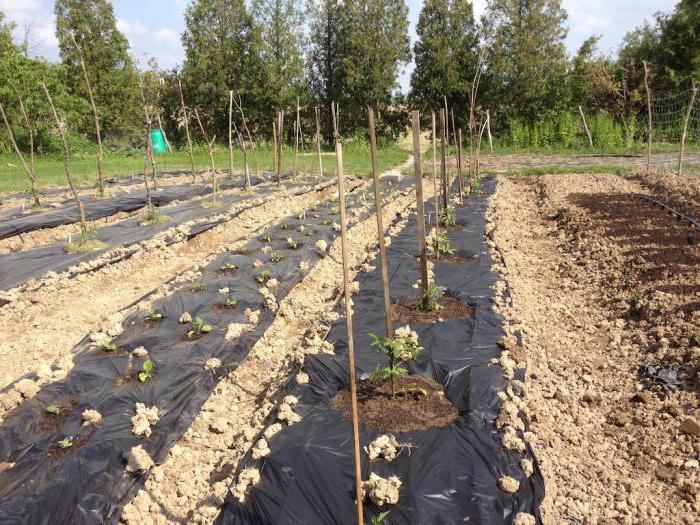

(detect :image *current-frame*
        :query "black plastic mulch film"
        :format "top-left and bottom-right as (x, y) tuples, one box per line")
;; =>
(0, 174), (306, 293)
(0, 177), (402, 524)
(218, 178), (544, 525)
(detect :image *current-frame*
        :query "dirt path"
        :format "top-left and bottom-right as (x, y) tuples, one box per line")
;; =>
(488, 174), (699, 523)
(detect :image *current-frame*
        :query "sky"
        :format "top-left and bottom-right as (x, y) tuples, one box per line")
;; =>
(0, 0), (680, 93)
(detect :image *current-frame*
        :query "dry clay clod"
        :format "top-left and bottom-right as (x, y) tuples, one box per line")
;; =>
(251, 438), (270, 459)
(125, 445), (154, 473)
(498, 475), (520, 493)
(362, 473), (402, 506)
(131, 403), (160, 438)
(232, 468), (260, 503)
(365, 434), (401, 462)
(513, 512), (536, 525)
(179, 312), (192, 324)
(204, 358), (222, 370)
(81, 409), (102, 426)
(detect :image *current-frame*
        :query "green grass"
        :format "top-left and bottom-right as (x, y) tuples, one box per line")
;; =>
(0, 142), (410, 194)
(482, 165), (635, 177)
(440, 140), (699, 156)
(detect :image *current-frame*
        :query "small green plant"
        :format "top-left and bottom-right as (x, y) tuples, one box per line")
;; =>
(420, 284), (446, 312)
(270, 251), (284, 263)
(432, 231), (455, 256)
(57, 437), (73, 449)
(441, 207), (456, 227)
(225, 297), (238, 308)
(187, 317), (213, 339)
(102, 341), (117, 352)
(323, 218), (332, 225)
(138, 359), (155, 382)
(369, 512), (390, 525)
(219, 262), (237, 272)
(286, 238), (299, 250)
(64, 227), (107, 254)
(46, 405), (61, 415)
(145, 310), (164, 322)
(331, 205), (339, 214)
(296, 210), (305, 220)
(305, 229), (314, 237)
(261, 233), (273, 243)
(191, 280), (207, 292)
(256, 269), (271, 283)
(369, 327), (423, 398)
(280, 221), (291, 230)
(139, 204), (172, 226)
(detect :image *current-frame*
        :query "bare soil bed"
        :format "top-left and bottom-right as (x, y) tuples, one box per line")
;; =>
(487, 173), (699, 523)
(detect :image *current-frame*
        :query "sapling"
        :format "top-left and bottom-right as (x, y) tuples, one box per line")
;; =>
(442, 207), (456, 227)
(270, 252), (283, 263)
(0, 101), (40, 208)
(369, 327), (423, 399)
(187, 317), (213, 339)
(256, 269), (272, 284)
(46, 405), (61, 415)
(432, 231), (455, 256)
(138, 359), (155, 382)
(58, 437), (74, 449)
(420, 285), (446, 312)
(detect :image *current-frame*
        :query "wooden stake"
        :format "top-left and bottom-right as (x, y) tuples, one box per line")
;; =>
(277, 111), (284, 186)
(193, 108), (217, 202)
(272, 120), (278, 178)
(0, 101), (40, 208)
(228, 90), (235, 180)
(643, 61), (652, 173)
(333, 102), (363, 525)
(369, 108), (393, 339)
(431, 111), (440, 259)
(315, 106), (323, 177)
(443, 95), (450, 150)
(456, 128), (464, 203)
(412, 111), (429, 293)
(486, 109), (493, 153)
(476, 120), (488, 183)
(138, 72), (159, 189)
(578, 105), (593, 148)
(142, 126), (153, 211)
(294, 98), (300, 178)
(70, 32), (105, 197)
(677, 81), (697, 177)
(178, 79), (196, 182)
(40, 82), (87, 233)
(233, 94), (256, 180)
(440, 109), (448, 210)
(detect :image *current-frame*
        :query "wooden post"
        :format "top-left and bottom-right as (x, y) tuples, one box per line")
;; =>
(294, 98), (301, 178)
(450, 105), (456, 162)
(178, 80), (196, 182)
(431, 111), (440, 259)
(486, 109), (494, 153)
(579, 105), (593, 148)
(677, 81), (698, 177)
(456, 128), (464, 203)
(228, 90), (235, 180)
(333, 103), (363, 525)
(272, 120), (278, 177)
(412, 111), (429, 293)
(70, 33), (105, 197)
(315, 106), (323, 177)
(233, 94), (257, 179)
(368, 108), (393, 339)
(440, 109), (448, 210)
(41, 82), (87, 233)
(476, 120), (488, 183)
(142, 126), (153, 211)
(443, 95), (450, 151)
(194, 108), (217, 202)
(276, 111), (284, 186)
(138, 72), (159, 189)
(643, 61), (653, 173)
(0, 101), (40, 208)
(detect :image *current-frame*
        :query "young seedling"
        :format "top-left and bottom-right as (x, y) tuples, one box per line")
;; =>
(225, 297), (238, 309)
(305, 229), (314, 237)
(219, 262), (237, 272)
(419, 284), (446, 312)
(369, 327), (423, 399)
(331, 205), (340, 214)
(286, 238), (299, 250)
(102, 341), (118, 352)
(280, 221), (291, 230)
(256, 269), (272, 284)
(432, 231), (455, 256)
(296, 210), (305, 221)
(260, 233), (274, 243)
(139, 204), (172, 226)
(145, 310), (164, 322)
(57, 437), (73, 449)
(270, 252), (283, 263)
(46, 405), (61, 415)
(370, 511), (391, 525)
(187, 317), (213, 339)
(441, 207), (456, 227)
(138, 359), (155, 382)
(323, 218), (333, 225)
(191, 280), (207, 292)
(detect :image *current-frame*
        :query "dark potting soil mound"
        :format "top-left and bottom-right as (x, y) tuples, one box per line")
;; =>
(330, 375), (458, 433)
(390, 295), (472, 324)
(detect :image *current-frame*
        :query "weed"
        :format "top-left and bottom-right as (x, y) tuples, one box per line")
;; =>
(369, 512), (391, 525)
(46, 405), (61, 415)
(187, 317), (213, 339)
(331, 205), (339, 214)
(270, 252), (284, 263)
(139, 204), (172, 226)
(138, 359), (155, 382)
(256, 269), (272, 283)
(323, 218), (332, 225)
(64, 227), (107, 254)
(419, 284), (446, 312)
(225, 297), (238, 308)
(305, 229), (314, 237)
(369, 327), (423, 398)
(296, 210), (305, 220)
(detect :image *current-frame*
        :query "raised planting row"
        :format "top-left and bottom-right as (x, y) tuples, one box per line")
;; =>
(219, 178), (544, 524)
(0, 175), (327, 296)
(0, 175), (407, 523)
(0, 172), (284, 241)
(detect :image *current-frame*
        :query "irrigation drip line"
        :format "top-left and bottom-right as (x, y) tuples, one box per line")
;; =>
(0, 175), (408, 524)
(637, 194), (700, 229)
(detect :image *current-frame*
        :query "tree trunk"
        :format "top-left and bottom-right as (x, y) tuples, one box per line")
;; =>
(178, 80), (196, 182)
(0, 102), (40, 208)
(677, 81), (698, 177)
(578, 105), (593, 148)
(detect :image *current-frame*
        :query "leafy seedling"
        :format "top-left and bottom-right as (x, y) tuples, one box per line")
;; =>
(305, 229), (314, 237)
(46, 405), (61, 415)
(256, 269), (271, 284)
(102, 341), (118, 352)
(370, 511), (391, 525)
(191, 280), (207, 292)
(331, 205), (339, 214)
(225, 297), (238, 308)
(57, 437), (73, 449)
(420, 284), (446, 312)
(441, 207), (456, 227)
(187, 317), (213, 339)
(145, 310), (164, 322)
(323, 219), (332, 225)
(219, 262), (237, 272)
(261, 233), (273, 243)
(270, 252), (283, 263)
(280, 221), (291, 230)
(138, 359), (155, 382)
(433, 231), (456, 255)
(296, 210), (305, 220)
(370, 330), (423, 399)
(286, 238), (299, 250)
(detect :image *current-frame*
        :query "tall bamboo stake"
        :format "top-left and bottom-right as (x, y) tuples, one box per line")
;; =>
(70, 32), (105, 197)
(0, 102), (40, 208)
(233, 94), (257, 179)
(431, 111), (440, 259)
(368, 108), (393, 339)
(315, 106), (323, 177)
(412, 111), (429, 294)
(677, 81), (698, 177)
(294, 98), (300, 178)
(40, 82), (87, 233)
(333, 102), (363, 525)
(476, 120), (488, 183)
(578, 105), (593, 148)
(193, 108), (217, 203)
(456, 128), (465, 203)
(228, 90), (235, 180)
(440, 109), (448, 210)
(443, 95), (450, 151)
(450, 105), (456, 163)
(486, 109), (493, 153)
(272, 120), (278, 178)
(178, 80), (196, 182)
(277, 111), (284, 186)
(138, 72), (159, 189)
(643, 61), (652, 173)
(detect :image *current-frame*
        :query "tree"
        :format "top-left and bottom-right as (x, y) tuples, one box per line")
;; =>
(656, 0), (700, 87)
(569, 36), (621, 115)
(482, 0), (569, 122)
(252, 0), (308, 111)
(409, 0), (480, 127)
(181, 0), (267, 139)
(54, 0), (140, 140)
(0, 11), (14, 58)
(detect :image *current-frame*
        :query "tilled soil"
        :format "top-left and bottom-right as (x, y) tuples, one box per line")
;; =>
(487, 173), (699, 524)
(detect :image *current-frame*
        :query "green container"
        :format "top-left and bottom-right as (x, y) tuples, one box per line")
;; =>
(150, 129), (168, 154)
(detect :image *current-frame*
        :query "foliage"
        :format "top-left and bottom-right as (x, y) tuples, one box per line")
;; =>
(420, 284), (446, 312)
(256, 269), (271, 283)
(187, 317), (213, 338)
(432, 231), (455, 256)
(370, 326), (423, 398)
(102, 341), (117, 352)
(57, 437), (74, 449)
(138, 359), (155, 382)
(441, 206), (456, 227)
(46, 405), (62, 415)
(270, 251), (283, 263)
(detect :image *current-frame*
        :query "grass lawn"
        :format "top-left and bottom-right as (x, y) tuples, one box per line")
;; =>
(0, 143), (410, 194)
